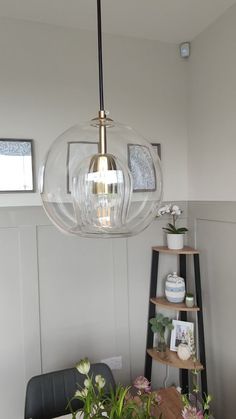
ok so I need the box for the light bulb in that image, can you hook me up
[71,153,132,231]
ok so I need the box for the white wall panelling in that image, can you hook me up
[0,227,25,418]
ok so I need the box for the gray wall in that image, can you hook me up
[2,202,234,419]
[187,3,236,201]
[188,201,236,419]
[0,17,188,207]
[0,204,187,419]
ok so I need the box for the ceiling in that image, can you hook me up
[0,0,235,43]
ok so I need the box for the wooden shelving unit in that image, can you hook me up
[147,348,203,370]
[144,246,208,398]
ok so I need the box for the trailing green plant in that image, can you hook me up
[180,330,212,419]
[158,204,188,234]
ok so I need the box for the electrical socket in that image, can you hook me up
[101,356,122,370]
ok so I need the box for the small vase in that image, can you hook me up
[185,294,194,308]
[157,335,167,353]
[167,233,184,250]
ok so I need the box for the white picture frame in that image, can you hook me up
[170,320,194,352]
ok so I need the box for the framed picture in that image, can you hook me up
[151,142,161,160]
[128,144,158,192]
[170,320,194,352]
[67,141,99,193]
[0,139,34,192]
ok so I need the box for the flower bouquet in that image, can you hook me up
[69,358,162,419]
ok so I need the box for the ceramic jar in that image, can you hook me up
[167,233,184,250]
[165,272,186,303]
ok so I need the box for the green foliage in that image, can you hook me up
[181,340,213,419]
[163,223,188,234]
[149,313,174,338]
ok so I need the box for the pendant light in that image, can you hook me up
[39,0,163,238]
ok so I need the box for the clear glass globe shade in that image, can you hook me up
[39,118,163,238]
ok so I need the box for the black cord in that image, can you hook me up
[97,0,105,111]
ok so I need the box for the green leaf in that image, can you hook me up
[163,227,175,233]
[176,227,188,233]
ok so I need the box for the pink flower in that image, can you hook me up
[133,376,151,393]
[153,393,162,405]
[182,406,204,419]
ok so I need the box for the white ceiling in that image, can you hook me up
[0,0,235,43]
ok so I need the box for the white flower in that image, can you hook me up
[158,204,171,216]
[76,358,90,375]
[75,388,88,397]
[84,378,90,388]
[95,374,106,389]
[171,205,182,216]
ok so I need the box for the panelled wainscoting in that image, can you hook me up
[3,202,234,419]
[0,203,187,419]
[188,201,236,419]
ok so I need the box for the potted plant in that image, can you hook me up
[149,313,174,354]
[185,292,195,308]
[158,204,188,249]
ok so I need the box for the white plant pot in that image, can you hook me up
[167,233,184,250]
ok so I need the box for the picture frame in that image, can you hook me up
[66,141,99,193]
[128,143,160,192]
[151,142,161,160]
[170,320,194,352]
[0,139,34,192]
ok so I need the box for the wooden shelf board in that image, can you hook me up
[147,348,204,370]
[150,297,200,312]
[152,246,199,255]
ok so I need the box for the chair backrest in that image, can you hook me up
[24,363,115,419]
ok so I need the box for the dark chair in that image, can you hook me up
[24,363,115,419]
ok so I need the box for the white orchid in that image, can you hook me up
[158,204,171,216]
[158,203,182,217]
[171,205,182,216]
[158,203,188,234]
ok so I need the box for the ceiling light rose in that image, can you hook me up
[39,0,163,238]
